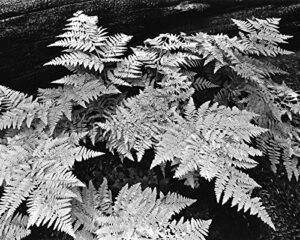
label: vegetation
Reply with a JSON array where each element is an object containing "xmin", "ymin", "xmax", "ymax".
[{"xmin": 0, "ymin": 11, "xmax": 299, "ymax": 239}]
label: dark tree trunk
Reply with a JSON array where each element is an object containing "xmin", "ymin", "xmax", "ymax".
[{"xmin": 0, "ymin": 0, "xmax": 299, "ymax": 93}]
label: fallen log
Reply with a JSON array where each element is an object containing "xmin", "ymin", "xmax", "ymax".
[{"xmin": 0, "ymin": 0, "xmax": 299, "ymax": 93}]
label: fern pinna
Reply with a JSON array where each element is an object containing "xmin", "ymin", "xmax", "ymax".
[{"xmin": 0, "ymin": 10, "xmax": 299, "ymax": 239}]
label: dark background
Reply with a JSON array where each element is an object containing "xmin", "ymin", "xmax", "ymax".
[{"xmin": 0, "ymin": 0, "xmax": 299, "ymax": 93}]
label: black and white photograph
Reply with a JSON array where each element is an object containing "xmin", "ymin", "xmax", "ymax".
[{"xmin": 0, "ymin": 1, "xmax": 299, "ymax": 239}]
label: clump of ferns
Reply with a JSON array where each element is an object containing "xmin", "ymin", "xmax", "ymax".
[{"xmin": 1, "ymin": 11, "xmax": 299, "ymax": 240}]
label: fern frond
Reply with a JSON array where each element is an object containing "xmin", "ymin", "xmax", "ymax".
[
  {"xmin": 283, "ymin": 148, "xmax": 299, "ymax": 181},
  {"xmin": 113, "ymin": 55, "xmax": 143, "ymax": 80},
  {"xmin": 235, "ymin": 81, "xmax": 300, "ymax": 181},
  {"xmin": 131, "ymin": 47, "xmax": 159, "ymax": 67},
  {"xmin": 27, "ymin": 194, "xmax": 75, "ymax": 237},
  {"xmin": 74, "ymin": 146, "xmax": 104, "ymax": 161},
  {"xmin": 98, "ymin": 87, "xmax": 172, "ymax": 161},
  {"xmin": 157, "ymin": 67, "xmax": 195, "ymax": 102},
  {"xmin": 232, "ymin": 18, "xmax": 293, "ymax": 56},
  {"xmin": 45, "ymin": 51, "xmax": 104, "ymax": 72},
  {"xmin": 0, "ymin": 129, "xmax": 103, "ymax": 237},
  {"xmin": 71, "ymin": 179, "xmax": 210, "ymax": 240},
  {"xmin": 51, "ymin": 73, "xmax": 87, "ymax": 86},
  {"xmin": 99, "ymin": 33, "xmax": 132, "ymax": 61},
  {"xmin": 46, "ymin": 10, "xmax": 132, "ymax": 78},
  {"xmin": 144, "ymin": 33, "xmax": 194, "ymax": 51},
  {"xmin": 49, "ymin": 11, "xmax": 107, "ymax": 53},
  {"xmin": 192, "ymin": 77, "xmax": 219, "ymax": 91},
  {"xmin": 256, "ymin": 132, "xmax": 281, "ymax": 173},
  {"xmin": 107, "ymin": 71, "xmax": 132, "ymax": 87},
  {"xmin": 170, "ymin": 217, "xmax": 212, "ymax": 240},
  {"xmin": 0, "ymin": 178, "xmax": 36, "ymax": 219},
  {"xmin": 44, "ymin": 73, "xmax": 120, "ymax": 109},
  {"xmin": 0, "ymin": 213, "xmax": 31, "ymax": 240},
  {"xmin": 215, "ymin": 167, "xmax": 275, "ymax": 230},
  {"xmin": 160, "ymin": 52, "xmax": 200, "ymax": 69},
  {"xmin": 151, "ymin": 98, "xmax": 273, "ymax": 228},
  {"xmin": 185, "ymin": 18, "xmax": 292, "ymax": 82},
  {"xmin": 0, "ymin": 86, "xmax": 42, "ymax": 130},
  {"xmin": 82, "ymin": 180, "xmax": 211, "ymax": 240}
]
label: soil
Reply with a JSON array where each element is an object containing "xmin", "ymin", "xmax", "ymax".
[{"xmin": 22, "ymin": 51, "xmax": 300, "ymax": 240}]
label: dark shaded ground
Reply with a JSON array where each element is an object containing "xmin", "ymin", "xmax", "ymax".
[
  {"xmin": 22, "ymin": 52, "xmax": 300, "ymax": 240},
  {"xmin": 1, "ymin": 1, "xmax": 299, "ymax": 94}
]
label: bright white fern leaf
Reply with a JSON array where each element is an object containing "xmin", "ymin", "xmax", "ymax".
[
  {"xmin": 0, "ymin": 213, "xmax": 31, "ymax": 240},
  {"xmin": 45, "ymin": 51, "xmax": 105, "ymax": 72},
  {"xmin": 192, "ymin": 77, "xmax": 219, "ymax": 91},
  {"xmin": 184, "ymin": 18, "xmax": 292, "ymax": 83},
  {"xmin": 0, "ymin": 79, "xmax": 117, "ymax": 135},
  {"xmin": 97, "ymin": 87, "xmax": 173, "ymax": 161},
  {"xmin": 160, "ymin": 52, "xmax": 200, "ymax": 69},
  {"xmin": 0, "ymin": 86, "xmax": 42, "ymax": 130},
  {"xmin": 0, "ymin": 129, "xmax": 103, "ymax": 237},
  {"xmin": 157, "ymin": 67, "xmax": 195, "ymax": 103},
  {"xmin": 151, "ymin": 98, "xmax": 274, "ymax": 229},
  {"xmin": 72, "ymin": 178, "xmax": 211, "ymax": 240},
  {"xmin": 109, "ymin": 54, "xmax": 143, "ymax": 85},
  {"xmin": 232, "ymin": 18, "xmax": 293, "ymax": 56},
  {"xmin": 50, "ymin": 10, "xmax": 106, "ymax": 53},
  {"xmin": 45, "ymin": 11, "xmax": 132, "ymax": 72},
  {"xmin": 98, "ymin": 66, "xmax": 195, "ymax": 161},
  {"xmin": 144, "ymin": 33, "xmax": 196, "ymax": 51},
  {"xmin": 99, "ymin": 33, "xmax": 132, "ymax": 61},
  {"xmin": 215, "ymin": 166, "xmax": 274, "ymax": 229},
  {"xmin": 41, "ymin": 72, "xmax": 120, "ymax": 107}
]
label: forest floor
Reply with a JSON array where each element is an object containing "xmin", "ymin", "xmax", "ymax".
[{"xmin": 24, "ymin": 51, "xmax": 300, "ymax": 240}]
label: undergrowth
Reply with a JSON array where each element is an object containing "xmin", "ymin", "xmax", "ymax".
[{"xmin": 0, "ymin": 11, "xmax": 299, "ymax": 240}]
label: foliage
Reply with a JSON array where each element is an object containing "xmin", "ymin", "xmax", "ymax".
[
  {"xmin": 0, "ymin": 10, "xmax": 299, "ymax": 239},
  {"xmin": 233, "ymin": 80, "xmax": 300, "ymax": 181},
  {"xmin": 151, "ymin": 99, "xmax": 274, "ymax": 228},
  {"xmin": 72, "ymin": 178, "xmax": 211, "ymax": 240}
]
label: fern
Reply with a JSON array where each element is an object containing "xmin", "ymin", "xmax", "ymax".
[
  {"xmin": 45, "ymin": 11, "xmax": 132, "ymax": 71},
  {"xmin": 1, "ymin": 11, "xmax": 298, "ymax": 239},
  {"xmin": 160, "ymin": 52, "xmax": 200, "ymax": 69},
  {"xmin": 0, "ymin": 213, "xmax": 31, "ymax": 240},
  {"xmin": 98, "ymin": 87, "xmax": 173, "ymax": 161},
  {"xmin": 232, "ymin": 18, "xmax": 293, "ymax": 56},
  {"xmin": 192, "ymin": 77, "xmax": 219, "ymax": 91},
  {"xmin": 185, "ymin": 18, "xmax": 292, "ymax": 83},
  {"xmin": 41, "ymin": 73, "xmax": 119, "ymax": 107},
  {"xmin": 0, "ymin": 129, "xmax": 103, "ymax": 237},
  {"xmin": 234, "ymin": 80, "xmax": 300, "ymax": 181},
  {"xmin": 215, "ymin": 167, "xmax": 273, "ymax": 228},
  {"xmin": 144, "ymin": 33, "xmax": 195, "ymax": 51},
  {"xmin": 0, "ymin": 78, "xmax": 117, "ymax": 136},
  {"xmin": 110, "ymin": 55, "xmax": 143, "ymax": 83},
  {"xmin": 183, "ymin": 17, "xmax": 299, "ymax": 182},
  {"xmin": 100, "ymin": 33, "xmax": 132, "ymax": 61},
  {"xmin": 50, "ymin": 10, "xmax": 106, "ymax": 53},
  {"xmin": 99, "ymin": 66, "xmax": 195, "ymax": 161},
  {"xmin": 151, "ymin": 99, "xmax": 274, "ymax": 229},
  {"xmin": 72, "ymin": 178, "xmax": 211, "ymax": 240},
  {"xmin": 0, "ymin": 86, "xmax": 43, "ymax": 130}
]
